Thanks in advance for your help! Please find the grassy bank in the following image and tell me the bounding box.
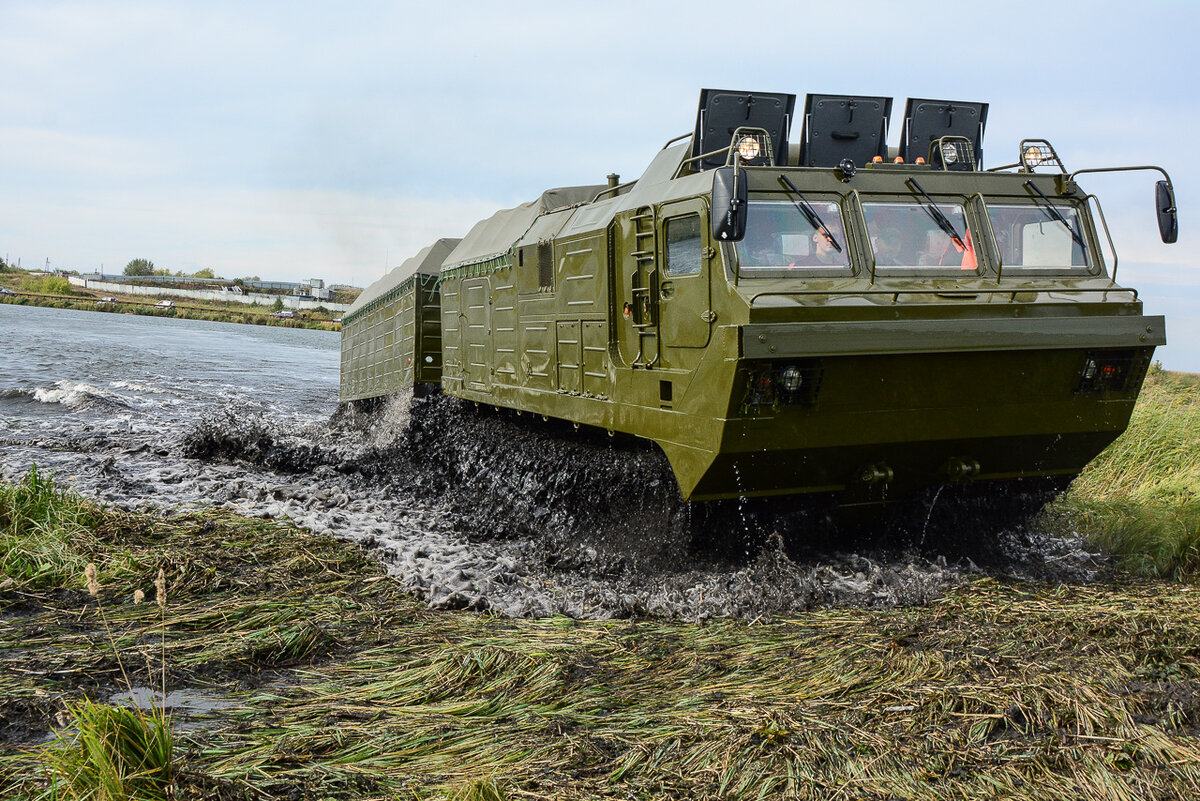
[2,462,1200,800]
[0,274,342,331]
[1050,367,1200,578]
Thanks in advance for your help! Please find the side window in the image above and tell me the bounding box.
[665,214,703,276]
[519,243,554,293]
[537,241,554,290]
[985,204,1091,271]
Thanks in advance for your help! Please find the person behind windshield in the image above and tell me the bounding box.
[797,227,843,266]
[872,227,904,265]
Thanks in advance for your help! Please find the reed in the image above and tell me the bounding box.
[1052,368,1200,577]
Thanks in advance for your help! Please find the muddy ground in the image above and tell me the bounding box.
[170,391,1108,620]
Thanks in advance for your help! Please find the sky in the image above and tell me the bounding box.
[2,0,1198,369]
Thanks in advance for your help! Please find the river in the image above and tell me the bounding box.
[0,304,1099,618]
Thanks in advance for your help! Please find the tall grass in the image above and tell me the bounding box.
[42,700,173,801]
[1055,369,1200,577]
[0,465,136,591]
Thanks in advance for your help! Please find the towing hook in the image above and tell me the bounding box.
[859,463,894,485]
[943,457,981,482]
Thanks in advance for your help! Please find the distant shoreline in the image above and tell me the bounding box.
[0,291,342,332]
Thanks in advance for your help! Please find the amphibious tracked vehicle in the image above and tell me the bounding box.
[341,89,1178,512]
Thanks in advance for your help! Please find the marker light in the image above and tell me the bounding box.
[872,155,884,163]
[894,156,904,163]
[778,365,803,393]
[915,157,926,164]
[737,136,761,161]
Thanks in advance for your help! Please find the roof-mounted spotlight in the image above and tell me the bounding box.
[692,89,796,169]
[930,136,977,171]
[1019,139,1065,173]
[798,94,892,168]
[899,98,988,168]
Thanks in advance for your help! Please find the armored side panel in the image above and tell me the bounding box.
[439,185,609,400]
[339,238,458,403]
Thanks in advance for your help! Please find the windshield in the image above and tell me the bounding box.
[985,203,1092,271]
[862,200,977,270]
[736,200,851,271]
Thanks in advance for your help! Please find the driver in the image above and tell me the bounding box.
[797,227,844,266]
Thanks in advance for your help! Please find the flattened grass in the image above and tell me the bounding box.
[1,485,1198,801]
[1054,368,1200,578]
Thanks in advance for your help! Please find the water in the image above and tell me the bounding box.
[1,304,1101,619]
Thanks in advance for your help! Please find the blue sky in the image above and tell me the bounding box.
[2,0,1198,369]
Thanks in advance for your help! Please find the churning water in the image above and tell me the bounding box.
[0,304,1102,619]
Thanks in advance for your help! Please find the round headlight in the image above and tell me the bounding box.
[778,365,803,393]
[1024,145,1043,167]
[940,142,958,164]
[737,136,761,161]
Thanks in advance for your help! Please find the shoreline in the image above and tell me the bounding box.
[1,291,342,332]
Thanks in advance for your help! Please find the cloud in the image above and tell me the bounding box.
[0,183,497,287]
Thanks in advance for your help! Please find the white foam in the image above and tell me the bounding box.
[110,380,167,394]
[31,380,120,408]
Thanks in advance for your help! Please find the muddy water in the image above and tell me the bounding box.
[0,304,1104,619]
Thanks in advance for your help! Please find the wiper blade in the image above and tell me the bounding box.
[906,178,967,251]
[778,175,842,252]
[1024,180,1087,248]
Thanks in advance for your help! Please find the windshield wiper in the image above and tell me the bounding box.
[1023,180,1087,248]
[778,175,842,252]
[906,178,967,251]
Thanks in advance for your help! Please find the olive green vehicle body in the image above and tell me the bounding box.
[341,238,457,402]
[340,104,1168,505]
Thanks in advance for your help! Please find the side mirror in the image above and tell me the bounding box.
[711,167,747,242]
[1156,180,1178,244]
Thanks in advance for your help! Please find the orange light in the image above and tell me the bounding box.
[915,157,926,164]
[872,155,883,163]
[894,156,904,163]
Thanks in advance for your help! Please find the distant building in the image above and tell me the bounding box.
[293,279,331,301]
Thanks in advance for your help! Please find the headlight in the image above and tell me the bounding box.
[1023,145,1043,167]
[737,135,761,161]
[940,141,958,164]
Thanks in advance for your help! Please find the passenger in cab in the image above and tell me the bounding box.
[802,228,841,265]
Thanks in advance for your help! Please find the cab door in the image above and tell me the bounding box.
[658,199,713,350]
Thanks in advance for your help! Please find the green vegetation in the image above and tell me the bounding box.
[124,259,156,276]
[1,460,1198,800]
[0,465,138,591]
[0,272,78,296]
[330,287,360,305]
[0,291,341,331]
[2,471,173,800]
[1050,367,1200,578]
[42,699,173,801]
